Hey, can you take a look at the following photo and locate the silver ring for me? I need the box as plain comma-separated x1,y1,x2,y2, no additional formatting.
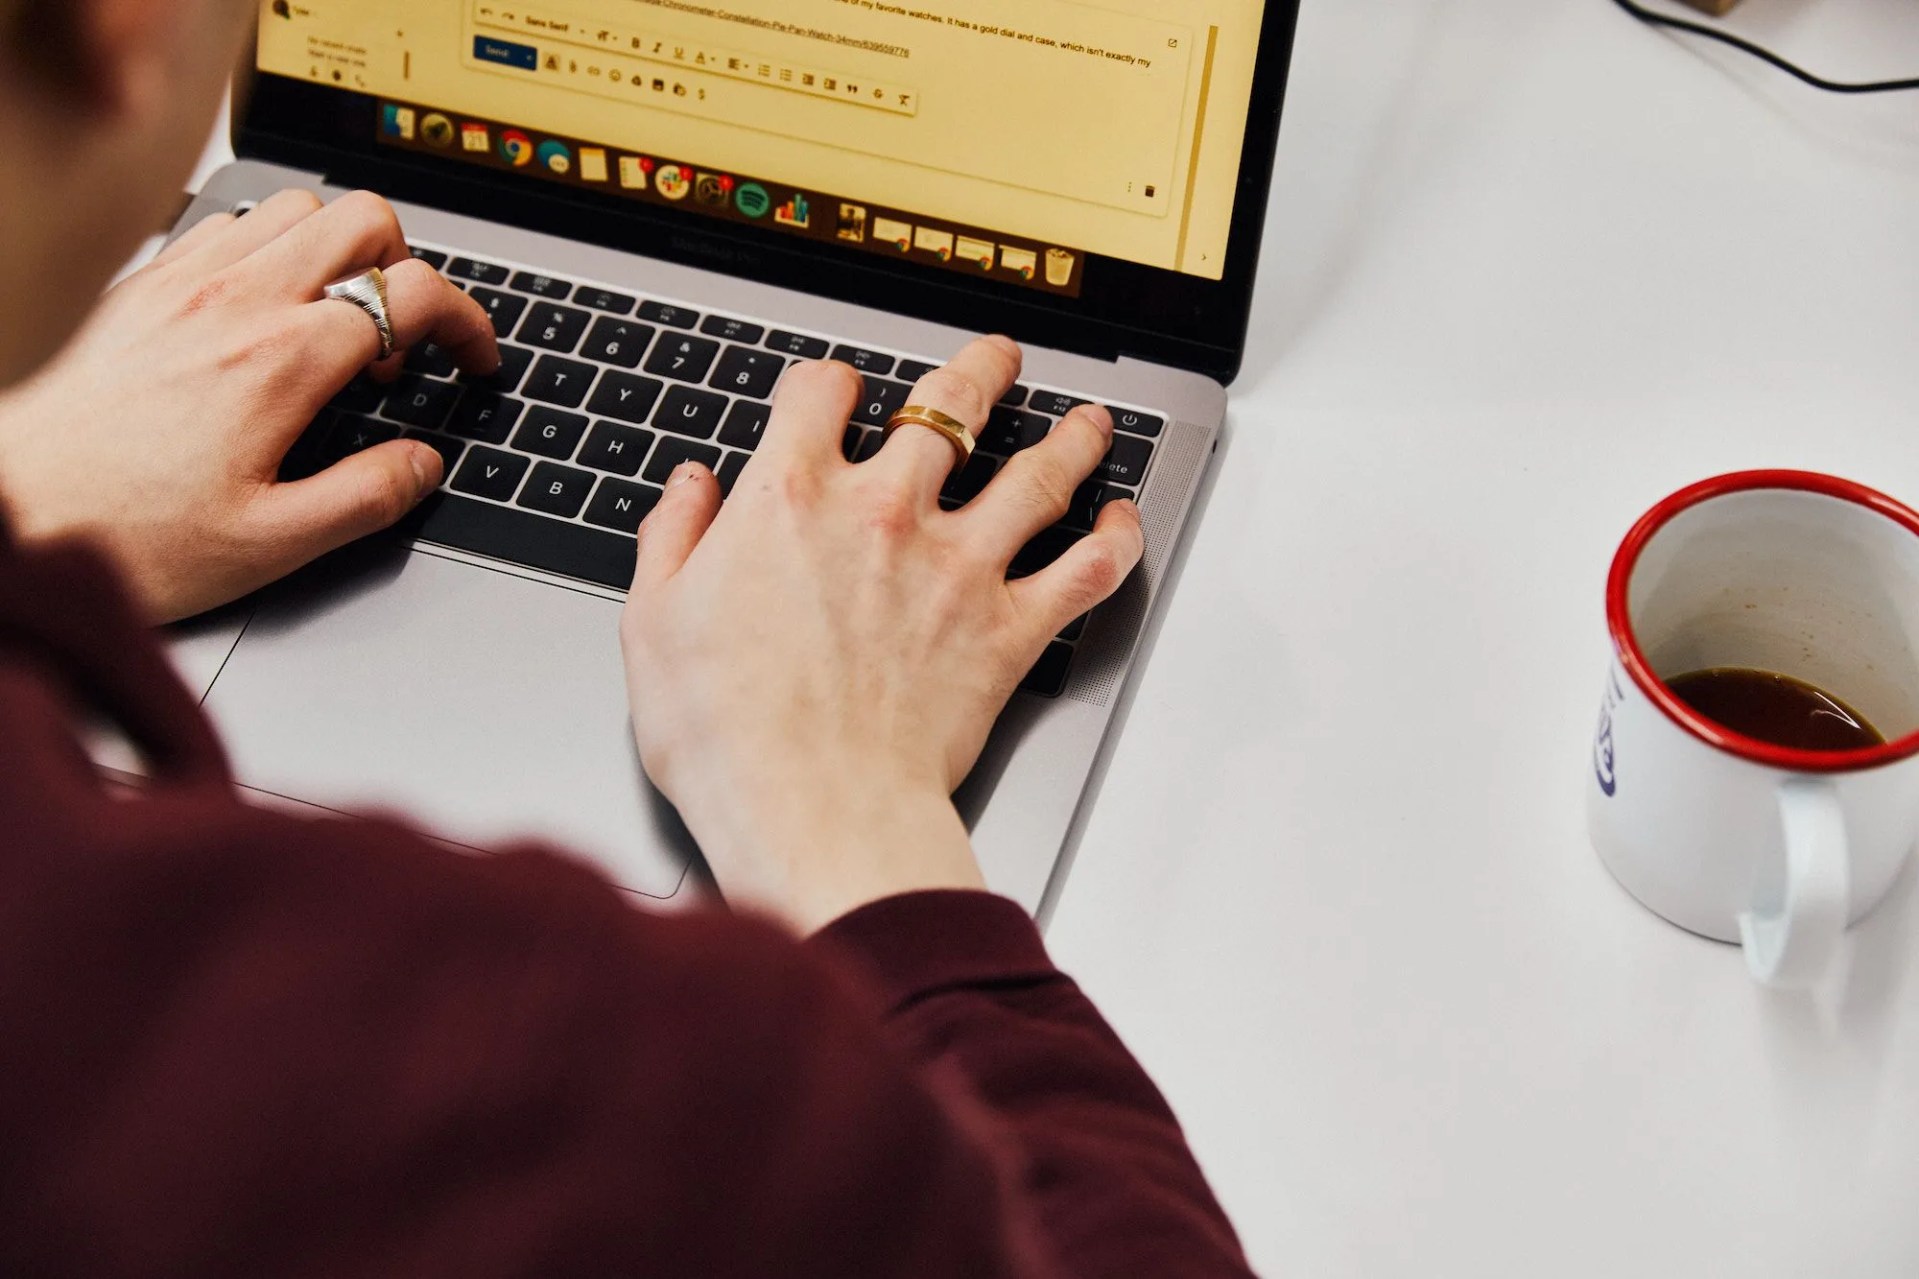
323,267,395,361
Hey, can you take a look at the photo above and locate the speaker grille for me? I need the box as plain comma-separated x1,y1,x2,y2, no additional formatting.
1065,419,1211,707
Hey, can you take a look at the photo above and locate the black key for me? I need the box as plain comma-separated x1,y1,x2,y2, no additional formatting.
1063,481,1126,532
411,246,449,270
403,429,464,478
318,414,397,465
579,422,655,476
586,371,665,424
978,407,1049,456
1100,434,1154,488
404,493,636,588
583,478,663,535
581,318,655,369
639,300,699,329
716,452,749,497
331,375,387,413
516,461,595,519
653,386,728,440
1109,407,1165,438
831,345,895,377
1021,643,1074,698
850,378,911,427
469,287,528,339
644,437,722,484
718,401,770,452
1000,384,1030,408
510,270,574,298
448,257,510,286
709,346,783,399
523,356,595,408
459,343,534,394
449,446,529,501
852,429,885,463
701,315,764,343
381,376,462,428
766,330,829,359
644,334,720,383
941,453,998,505
896,359,937,382
450,391,524,444
1059,614,1088,642
1010,527,1084,579
516,303,592,353
574,286,637,315
404,341,456,378
843,427,872,462
511,407,588,460
1029,391,1088,417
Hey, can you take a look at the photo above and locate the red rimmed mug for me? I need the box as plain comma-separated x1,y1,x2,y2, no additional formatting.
1590,471,1919,987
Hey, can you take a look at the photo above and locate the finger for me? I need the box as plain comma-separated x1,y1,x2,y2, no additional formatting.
632,463,722,589
164,188,326,276
1008,497,1145,641
963,404,1115,560
301,257,499,385
760,359,864,464
873,335,1021,500
234,189,412,299
146,211,236,272
253,439,444,568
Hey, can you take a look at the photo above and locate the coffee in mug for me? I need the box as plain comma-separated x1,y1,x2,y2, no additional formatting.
1589,471,1919,987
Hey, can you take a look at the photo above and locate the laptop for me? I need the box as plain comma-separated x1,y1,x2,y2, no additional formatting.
147,0,1301,915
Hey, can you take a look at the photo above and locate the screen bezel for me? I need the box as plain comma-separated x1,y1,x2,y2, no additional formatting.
234,3,1300,384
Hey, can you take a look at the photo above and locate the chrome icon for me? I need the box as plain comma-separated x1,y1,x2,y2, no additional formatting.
498,129,535,167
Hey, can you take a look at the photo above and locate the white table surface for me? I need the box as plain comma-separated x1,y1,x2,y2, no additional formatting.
175,2,1919,1272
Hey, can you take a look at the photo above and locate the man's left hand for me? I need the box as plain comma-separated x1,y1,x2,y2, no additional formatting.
0,188,498,623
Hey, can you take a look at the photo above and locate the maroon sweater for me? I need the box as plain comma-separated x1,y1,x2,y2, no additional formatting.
0,525,1255,1278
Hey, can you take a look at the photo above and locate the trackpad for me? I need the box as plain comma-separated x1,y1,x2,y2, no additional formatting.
200,544,694,900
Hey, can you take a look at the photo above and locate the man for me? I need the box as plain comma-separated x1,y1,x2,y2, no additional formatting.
0,1,1256,1275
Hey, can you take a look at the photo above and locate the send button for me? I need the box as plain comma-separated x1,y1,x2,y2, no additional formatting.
473,36,538,70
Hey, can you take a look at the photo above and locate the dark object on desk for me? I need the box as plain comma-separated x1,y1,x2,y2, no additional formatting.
1613,0,1919,94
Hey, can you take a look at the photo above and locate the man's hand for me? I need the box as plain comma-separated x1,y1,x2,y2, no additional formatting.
0,189,498,622
621,336,1145,933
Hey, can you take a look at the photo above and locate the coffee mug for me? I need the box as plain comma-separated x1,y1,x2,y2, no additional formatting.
1589,471,1919,987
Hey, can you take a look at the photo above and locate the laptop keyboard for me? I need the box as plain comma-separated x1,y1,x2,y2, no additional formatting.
293,242,1167,697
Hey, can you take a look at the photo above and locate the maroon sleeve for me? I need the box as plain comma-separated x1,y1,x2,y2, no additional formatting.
815,893,1256,1278
0,530,1251,1278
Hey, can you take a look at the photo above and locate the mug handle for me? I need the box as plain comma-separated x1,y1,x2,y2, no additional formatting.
1739,778,1852,988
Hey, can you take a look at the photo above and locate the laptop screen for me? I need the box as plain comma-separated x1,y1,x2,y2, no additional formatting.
256,0,1270,301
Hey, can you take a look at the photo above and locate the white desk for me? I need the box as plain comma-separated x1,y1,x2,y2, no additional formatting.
180,2,1919,1271
1046,2,1919,1274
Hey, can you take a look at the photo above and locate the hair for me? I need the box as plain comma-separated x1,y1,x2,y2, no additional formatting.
3,0,89,89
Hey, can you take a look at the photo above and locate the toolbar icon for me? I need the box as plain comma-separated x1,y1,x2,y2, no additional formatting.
735,183,771,218
774,193,811,229
537,140,573,175
836,203,867,243
421,113,455,147
656,163,691,200
499,129,534,166
618,156,649,190
462,122,491,152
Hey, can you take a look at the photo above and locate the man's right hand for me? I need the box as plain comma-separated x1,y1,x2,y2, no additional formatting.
0,188,497,623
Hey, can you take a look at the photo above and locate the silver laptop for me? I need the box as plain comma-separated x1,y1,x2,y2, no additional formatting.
148,0,1301,915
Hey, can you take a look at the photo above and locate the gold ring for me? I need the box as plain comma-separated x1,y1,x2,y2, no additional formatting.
884,405,976,470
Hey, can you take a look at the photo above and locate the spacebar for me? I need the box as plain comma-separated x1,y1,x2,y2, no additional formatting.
400,493,637,590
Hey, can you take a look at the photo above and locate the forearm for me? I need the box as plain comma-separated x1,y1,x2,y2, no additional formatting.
813,892,1256,1279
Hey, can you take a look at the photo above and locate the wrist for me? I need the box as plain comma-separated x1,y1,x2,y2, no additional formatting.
674,765,985,935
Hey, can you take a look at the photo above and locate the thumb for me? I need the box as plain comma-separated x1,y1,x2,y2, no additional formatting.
633,463,721,588
264,439,442,560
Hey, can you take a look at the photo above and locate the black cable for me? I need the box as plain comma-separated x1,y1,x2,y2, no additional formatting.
1612,0,1919,94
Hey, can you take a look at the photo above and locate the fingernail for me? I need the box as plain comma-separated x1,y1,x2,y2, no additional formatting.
408,445,436,492
669,464,700,488
1086,405,1115,437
